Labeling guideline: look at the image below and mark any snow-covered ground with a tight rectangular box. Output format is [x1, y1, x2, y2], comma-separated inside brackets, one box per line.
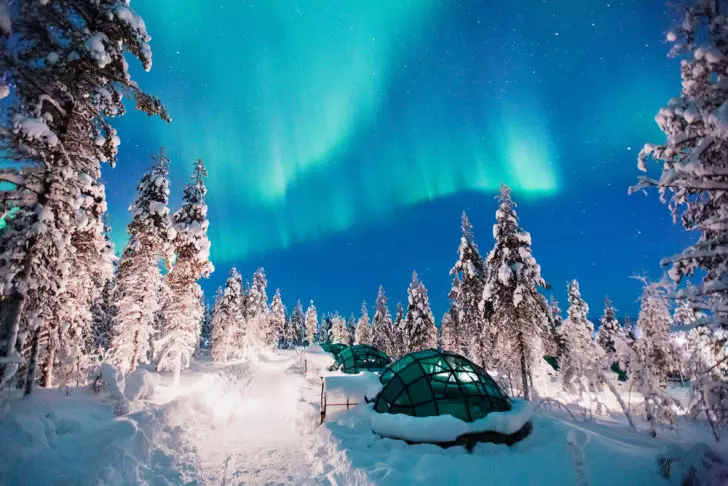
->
[0, 349, 725, 485]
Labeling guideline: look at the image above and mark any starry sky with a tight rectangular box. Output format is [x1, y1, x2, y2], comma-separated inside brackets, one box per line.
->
[105, 0, 694, 320]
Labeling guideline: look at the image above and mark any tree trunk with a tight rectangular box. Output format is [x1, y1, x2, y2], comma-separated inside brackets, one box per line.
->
[23, 326, 41, 396]
[173, 352, 181, 387]
[0, 289, 26, 390]
[519, 332, 530, 400]
[41, 345, 54, 388]
[130, 329, 139, 372]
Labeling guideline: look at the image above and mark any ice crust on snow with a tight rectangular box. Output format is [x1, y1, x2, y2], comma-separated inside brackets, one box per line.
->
[370, 399, 533, 443]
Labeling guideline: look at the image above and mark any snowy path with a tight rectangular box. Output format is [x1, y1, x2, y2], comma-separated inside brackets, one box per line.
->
[198, 352, 322, 485]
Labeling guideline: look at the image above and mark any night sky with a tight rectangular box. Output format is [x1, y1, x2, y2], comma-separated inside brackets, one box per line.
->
[105, 0, 694, 320]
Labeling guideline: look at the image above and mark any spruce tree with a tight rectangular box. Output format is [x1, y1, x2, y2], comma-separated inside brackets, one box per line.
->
[596, 297, 621, 355]
[347, 314, 357, 346]
[439, 308, 459, 353]
[354, 301, 372, 345]
[480, 184, 551, 399]
[200, 302, 213, 349]
[286, 300, 305, 348]
[210, 268, 244, 362]
[443, 276, 465, 355]
[89, 278, 116, 358]
[560, 280, 602, 394]
[305, 300, 318, 346]
[330, 313, 348, 345]
[269, 289, 286, 349]
[108, 150, 175, 373]
[392, 302, 405, 358]
[372, 286, 395, 357]
[449, 212, 486, 358]
[156, 158, 213, 382]
[0, 0, 167, 392]
[548, 295, 567, 359]
[245, 268, 269, 349]
[633, 283, 680, 437]
[403, 272, 437, 354]
[631, 0, 728, 438]
[319, 315, 333, 344]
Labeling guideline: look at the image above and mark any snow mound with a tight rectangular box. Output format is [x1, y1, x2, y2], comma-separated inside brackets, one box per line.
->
[304, 345, 336, 375]
[370, 399, 533, 443]
[101, 362, 125, 401]
[325, 372, 382, 401]
[124, 369, 160, 401]
[658, 443, 728, 486]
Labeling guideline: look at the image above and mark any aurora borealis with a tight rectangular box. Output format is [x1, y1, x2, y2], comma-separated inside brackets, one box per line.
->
[107, 0, 695, 318]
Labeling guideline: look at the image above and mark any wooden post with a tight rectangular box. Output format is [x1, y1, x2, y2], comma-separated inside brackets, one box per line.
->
[319, 377, 326, 424]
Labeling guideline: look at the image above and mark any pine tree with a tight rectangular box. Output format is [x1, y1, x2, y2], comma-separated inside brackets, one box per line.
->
[403, 272, 437, 354]
[108, 150, 175, 373]
[479, 185, 551, 399]
[372, 286, 395, 357]
[631, 0, 728, 438]
[89, 278, 116, 358]
[635, 283, 675, 385]
[560, 280, 602, 394]
[285, 300, 305, 348]
[330, 313, 348, 345]
[155, 158, 213, 382]
[347, 314, 356, 346]
[596, 297, 621, 355]
[305, 300, 318, 346]
[269, 289, 286, 349]
[443, 276, 466, 355]
[633, 283, 680, 437]
[354, 301, 372, 345]
[319, 315, 333, 344]
[0, 0, 167, 393]
[245, 268, 269, 350]
[211, 268, 244, 362]
[439, 308, 459, 353]
[200, 302, 213, 349]
[450, 212, 486, 359]
[548, 295, 567, 359]
[392, 303, 405, 358]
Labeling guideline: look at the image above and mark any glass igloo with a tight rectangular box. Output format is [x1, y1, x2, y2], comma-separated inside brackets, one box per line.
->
[320, 342, 348, 357]
[373, 349, 510, 422]
[329, 344, 391, 374]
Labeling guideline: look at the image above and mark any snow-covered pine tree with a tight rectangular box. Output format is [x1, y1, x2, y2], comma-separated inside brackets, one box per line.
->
[449, 212, 486, 359]
[631, 0, 728, 439]
[403, 272, 437, 354]
[392, 302, 405, 358]
[439, 308, 459, 353]
[89, 278, 116, 358]
[442, 276, 465, 355]
[245, 268, 269, 350]
[347, 314, 356, 346]
[560, 280, 603, 394]
[269, 289, 286, 349]
[635, 283, 675, 384]
[305, 300, 318, 346]
[596, 297, 621, 355]
[210, 268, 244, 362]
[372, 286, 395, 357]
[354, 301, 372, 345]
[286, 300, 305, 348]
[107, 150, 175, 373]
[200, 302, 213, 349]
[479, 184, 551, 399]
[548, 295, 567, 359]
[330, 313, 348, 345]
[155, 158, 213, 382]
[633, 282, 680, 437]
[0, 0, 167, 393]
[319, 315, 333, 344]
